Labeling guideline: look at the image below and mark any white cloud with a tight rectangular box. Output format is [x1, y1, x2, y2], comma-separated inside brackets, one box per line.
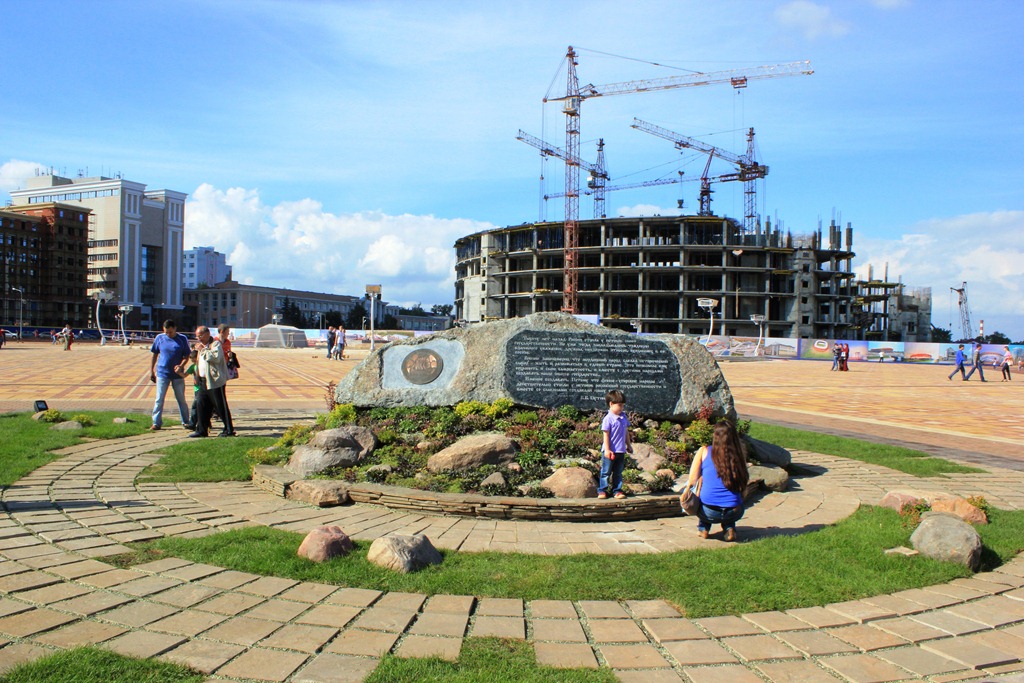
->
[184, 183, 494, 307]
[614, 203, 678, 217]
[775, 1, 851, 40]
[854, 211, 1024, 338]
[869, 0, 910, 9]
[0, 159, 46, 195]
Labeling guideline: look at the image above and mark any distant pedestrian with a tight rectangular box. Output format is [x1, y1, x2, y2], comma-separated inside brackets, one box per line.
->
[831, 343, 841, 371]
[334, 326, 346, 360]
[1001, 345, 1013, 382]
[326, 326, 336, 359]
[597, 389, 632, 500]
[0, 328, 5, 350]
[840, 343, 850, 371]
[878, 350, 885, 363]
[965, 343, 986, 382]
[948, 344, 967, 381]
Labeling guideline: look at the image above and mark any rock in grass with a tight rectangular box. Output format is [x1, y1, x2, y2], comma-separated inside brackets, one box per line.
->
[297, 526, 354, 562]
[112, 417, 133, 424]
[367, 534, 442, 573]
[910, 512, 982, 571]
[50, 421, 82, 431]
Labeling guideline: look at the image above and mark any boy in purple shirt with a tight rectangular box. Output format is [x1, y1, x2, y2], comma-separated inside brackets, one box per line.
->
[598, 389, 633, 499]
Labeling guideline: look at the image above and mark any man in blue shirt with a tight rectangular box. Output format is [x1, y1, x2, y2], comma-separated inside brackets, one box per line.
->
[948, 344, 967, 381]
[149, 319, 191, 430]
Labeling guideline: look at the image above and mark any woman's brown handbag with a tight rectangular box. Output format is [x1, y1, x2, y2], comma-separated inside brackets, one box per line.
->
[680, 480, 702, 516]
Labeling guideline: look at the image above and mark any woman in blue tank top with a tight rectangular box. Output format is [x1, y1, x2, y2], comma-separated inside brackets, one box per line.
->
[685, 421, 749, 541]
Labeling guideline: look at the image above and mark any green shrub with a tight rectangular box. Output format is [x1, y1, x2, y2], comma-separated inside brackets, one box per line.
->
[365, 467, 391, 484]
[278, 424, 313, 448]
[397, 419, 420, 434]
[514, 411, 539, 425]
[517, 449, 547, 468]
[557, 404, 582, 420]
[461, 413, 493, 432]
[485, 398, 515, 418]
[481, 481, 514, 497]
[658, 420, 674, 434]
[621, 468, 642, 484]
[454, 400, 488, 417]
[246, 447, 286, 466]
[966, 495, 990, 516]
[40, 409, 65, 423]
[524, 485, 555, 498]
[899, 500, 931, 528]
[426, 407, 460, 438]
[71, 414, 96, 427]
[632, 429, 652, 443]
[735, 418, 752, 436]
[375, 427, 399, 446]
[647, 472, 677, 492]
[536, 430, 561, 454]
[686, 418, 714, 447]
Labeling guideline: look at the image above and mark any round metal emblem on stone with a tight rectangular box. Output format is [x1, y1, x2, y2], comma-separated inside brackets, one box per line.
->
[401, 349, 444, 385]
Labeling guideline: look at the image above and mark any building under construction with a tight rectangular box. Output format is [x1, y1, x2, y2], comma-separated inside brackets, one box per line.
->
[454, 215, 931, 341]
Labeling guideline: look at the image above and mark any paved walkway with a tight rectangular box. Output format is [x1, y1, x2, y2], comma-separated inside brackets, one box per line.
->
[1, 419, 1024, 681]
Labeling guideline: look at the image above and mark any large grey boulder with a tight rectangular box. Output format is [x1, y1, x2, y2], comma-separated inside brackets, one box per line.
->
[744, 437, 792, 468]
[542, 467, 598, 499]
[748, 464, 789, 492]
[426, 433, 517, 472]
[367, 534, 443, 573]
[286, 426, 377, 477]
[910, 512, 983, 571]
[335, 312, 734, 422]
[297, 526, 354, 563]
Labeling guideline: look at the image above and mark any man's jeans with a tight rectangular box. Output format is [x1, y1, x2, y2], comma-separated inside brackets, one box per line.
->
[696, 502, 745, 532]
[599, 453, 627, 495]
[153, 376, 189, 428]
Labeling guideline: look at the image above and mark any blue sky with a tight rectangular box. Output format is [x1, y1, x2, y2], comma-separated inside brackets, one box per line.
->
[2, 0, 1022, 338]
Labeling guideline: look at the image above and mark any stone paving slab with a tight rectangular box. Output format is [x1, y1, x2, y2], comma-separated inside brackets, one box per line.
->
[1, 409, 1024, 680]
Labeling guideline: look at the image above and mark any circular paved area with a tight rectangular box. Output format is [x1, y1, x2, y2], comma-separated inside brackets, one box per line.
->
[0, 419, 1022, 680]
[2, 344, 1024, 680]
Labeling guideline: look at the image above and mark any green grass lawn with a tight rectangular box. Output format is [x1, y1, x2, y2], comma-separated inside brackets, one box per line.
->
[113, 506, 1024, 618]
[367, 638, 616, 683]
[138, 436, 276, 483]
[0, 647, 203, 683]
[748, 422, 984, 476]
[0, 412, 155, 486]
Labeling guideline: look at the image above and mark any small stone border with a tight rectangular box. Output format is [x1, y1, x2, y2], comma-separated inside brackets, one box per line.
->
[253, 465, 682, 522]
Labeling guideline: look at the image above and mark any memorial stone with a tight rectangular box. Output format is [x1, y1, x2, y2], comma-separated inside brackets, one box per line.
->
[335, 312, 734, 421]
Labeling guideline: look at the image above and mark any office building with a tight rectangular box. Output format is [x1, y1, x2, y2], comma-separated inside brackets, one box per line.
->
[183, 246, 232, 289]
[10, 174, 187, 329]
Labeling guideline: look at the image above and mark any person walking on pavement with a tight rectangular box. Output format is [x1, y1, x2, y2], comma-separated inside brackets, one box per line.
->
[948, 344, 967, 381]
[326, 326, 336, 359]
[964, 342, 986, 382]
[1001, 345, 1013, 381]
[831, 343, 841, 371]
[149, 319, 191, 430]
[188, 325, 234, 438]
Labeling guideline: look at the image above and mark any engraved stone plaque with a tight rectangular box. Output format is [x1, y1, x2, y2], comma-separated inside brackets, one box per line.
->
[503, 330, 682, 414]
[401, 348, 444, 385]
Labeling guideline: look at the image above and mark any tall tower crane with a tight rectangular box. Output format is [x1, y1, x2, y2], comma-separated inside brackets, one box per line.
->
[950, 281, 974, 341]
[631, 118, 767, 232]
[544, 47, 812, 313]
[517, 131, 610, 219]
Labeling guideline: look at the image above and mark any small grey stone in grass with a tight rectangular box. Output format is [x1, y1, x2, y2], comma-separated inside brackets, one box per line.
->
[50, 421, 83, 431]
[884, 546, 919, 557]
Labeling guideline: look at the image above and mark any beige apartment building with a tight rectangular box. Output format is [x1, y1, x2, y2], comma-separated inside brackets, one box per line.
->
[10, 174, 186, 329]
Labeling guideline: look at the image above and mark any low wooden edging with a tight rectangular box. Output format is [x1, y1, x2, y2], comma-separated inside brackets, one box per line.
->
[253, 465, 682, 522]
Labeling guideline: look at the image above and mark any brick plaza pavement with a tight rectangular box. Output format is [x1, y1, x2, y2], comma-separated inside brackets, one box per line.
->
[1, 343, 1024, 680]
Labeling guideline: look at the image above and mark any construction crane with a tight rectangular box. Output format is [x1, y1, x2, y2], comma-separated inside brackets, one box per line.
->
[544, 173, 684, 205]
[517, 131, 610, 219]
[543, 46, 813, 313]
[631, 118, 767, 232]
[950, 281, 974, 341]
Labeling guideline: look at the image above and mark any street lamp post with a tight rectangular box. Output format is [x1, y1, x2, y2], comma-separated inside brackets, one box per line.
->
[94, 291, 109, 344]
[697, 298, 718, 345]
[365, 285, 381, 352]
[10, 287, 24, 341]
[750, 314, 766, 356]
[118, 305, 133, 344]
